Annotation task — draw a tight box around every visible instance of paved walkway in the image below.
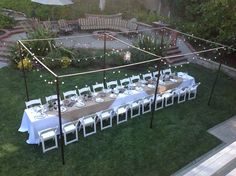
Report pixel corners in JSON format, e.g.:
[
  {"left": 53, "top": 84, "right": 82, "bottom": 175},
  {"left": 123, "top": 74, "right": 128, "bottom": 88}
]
[
  {"left": 0, "top": 61, "right": 8, "bottom": 68},
  {"left": 208, "top": 116, "right": 236, "bottom": 144},
  {"left": 173, "top": 115, "right": 236, "bottom": 176}
]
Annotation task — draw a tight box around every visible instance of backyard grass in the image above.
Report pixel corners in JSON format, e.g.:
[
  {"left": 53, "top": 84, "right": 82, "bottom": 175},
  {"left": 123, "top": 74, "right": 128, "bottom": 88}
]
[{"left": 0, "top": 64, "right": 236, "bottom": 176}]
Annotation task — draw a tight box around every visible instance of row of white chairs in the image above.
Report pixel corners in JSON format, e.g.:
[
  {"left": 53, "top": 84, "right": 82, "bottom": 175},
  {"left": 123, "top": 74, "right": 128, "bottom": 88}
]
[
  {"left": 25, "top": 69, "right": 173, "bottom": 109},
  {"left": 37, "top": 82, "right": 200, "bottom": 153}
]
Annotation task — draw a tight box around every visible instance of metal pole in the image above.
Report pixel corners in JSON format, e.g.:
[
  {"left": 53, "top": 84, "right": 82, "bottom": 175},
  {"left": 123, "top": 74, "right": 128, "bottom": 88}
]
[
  {"left": 103, "top": 31, "right": 107, "bottom": 85},
  {"left": 150, "top": 61, "right": 161, "bottom": 129},
  {"left": 56, "top": 77, "right": 65, "bottom": 165},
  {"left": 207, "top": 58, "right": 223, "bottom": 106},
  {"left": 19, "top": 42, "right": 29, "bottom": 101},
  {"left": 150, "top": 30, "right": 164, "bottom": 129}
]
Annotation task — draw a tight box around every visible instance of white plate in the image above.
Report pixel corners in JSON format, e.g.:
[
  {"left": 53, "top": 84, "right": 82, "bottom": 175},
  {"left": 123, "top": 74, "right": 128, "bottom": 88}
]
[
  {"left": 110, "top": 94, "right": 117, "bottom": 98},
  {"left": 95, "top": 98, "right": 104, "bottom": 103},
  {"left": 75, "top": 102, "right": 85, "bottom": 108}
]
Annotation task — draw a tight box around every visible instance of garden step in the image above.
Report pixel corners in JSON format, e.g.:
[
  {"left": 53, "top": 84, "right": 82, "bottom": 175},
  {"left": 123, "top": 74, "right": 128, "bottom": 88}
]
[
  {"left": 166, "top": 56, "right": 188, "bottom": 65},
  {"left": 166, "top": 49, "right": 181, "bottom": 55},
  {"left": 167, "top": 46, "right": 179, "bottom": 51}
]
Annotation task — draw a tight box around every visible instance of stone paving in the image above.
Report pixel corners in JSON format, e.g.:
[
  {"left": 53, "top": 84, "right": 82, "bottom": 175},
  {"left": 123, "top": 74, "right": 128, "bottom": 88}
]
[{"left": 173, "top": 115, "right": 236, "bottom": 176}]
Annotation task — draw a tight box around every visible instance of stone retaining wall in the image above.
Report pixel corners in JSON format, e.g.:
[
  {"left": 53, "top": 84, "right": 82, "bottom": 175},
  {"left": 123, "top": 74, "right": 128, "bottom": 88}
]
[{"left": 192, "top": 58, "right": 236, "bottom": 80}]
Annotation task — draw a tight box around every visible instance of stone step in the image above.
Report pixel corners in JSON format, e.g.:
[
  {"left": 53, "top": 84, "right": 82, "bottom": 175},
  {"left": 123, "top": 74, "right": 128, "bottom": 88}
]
[
  {"left": 167, "top": 46, "right": 179, "bottom": 51},
  {"left": 166, "top": 49, "right": 181, "bottom": 55},
  {"left": 166, "top": 56, "right": 188, "bottom": 64}
]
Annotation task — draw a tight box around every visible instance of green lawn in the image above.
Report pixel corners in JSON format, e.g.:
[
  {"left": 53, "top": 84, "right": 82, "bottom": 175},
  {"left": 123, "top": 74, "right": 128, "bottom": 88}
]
[{"left": 0, "top": 64, "right": 236, "bottom": 176}]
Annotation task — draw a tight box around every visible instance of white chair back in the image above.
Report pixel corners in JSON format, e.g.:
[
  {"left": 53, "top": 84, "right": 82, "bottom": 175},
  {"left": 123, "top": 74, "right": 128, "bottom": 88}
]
[
  {"left": 45, "top": 95, "right": 58, "bottom": 104},
  {"left": 106, "top": 80, "right": 118, "bottom": 89},
  {"left": 130, "top": 75, "right": 140, "bottom": 83},
  {"left": 120, "top": 78, "right": 131, "bottom": 86},
  {"left": 92, "top": 83, "right": 104, "bottom": 92},
  {"left": 63, "top": 90, "right": 77, "bottom": 99},
  {"left": 142, "top": 73, "right": 152, "bottom": 81},
  {"left": 25, "top": 98, "right": 42, "bottom": 109},
  {"left": 162, "top": 68, "right": 172, "bottom": 75},
  {"left": 153, "top": 71, "right": 162, "bottom": 78},
  {"left": 78, "top": 87, "right": 91, "bottom": 96}
]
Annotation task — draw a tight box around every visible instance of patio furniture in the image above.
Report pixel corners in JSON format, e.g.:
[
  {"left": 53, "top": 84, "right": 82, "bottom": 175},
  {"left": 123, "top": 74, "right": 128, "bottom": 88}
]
[
  {"left": 80, "top": 114, "right": 97, "bottom": 137},
  {"left": 38, "top": 127, "right": 58, "bottom": 153},
  {"left": 116, "top": 105, "right": 129, "bottom": 124},
  {"left": 62, "top": 120, "right": 79, "bottom": 145},
  {"left": 92, "top": 83, "right": 105, "bottom": 92},
  {"left": 155, "top": 94, "right": 164, "bottom": 111},
  {"left": 45, "top": 94, "right": 59, "bottom": 104},
  {"left": 19, "top": 72, "right": 196, "bottom": 144},
  {"left": 188, "top": 82, "right": 201, "bottom": 100},
  {"left": 162, "top": 68, "right": 172, "bottom": 75},
  {"left": 78, "top": 87, "right": 92, "bottom": 96},
  {"left": 130, "top": 75, "right": 141, "bottom": 83},
  {"left": 177, "top": 87, "right": 188, "bottom": 103},
  {"left": 142, "top": 73, "right": 153, "bottom": 82},
  {"left": 98, "top": 109, "right": 113, "bottom": 130},
  {"left": 142, "top": 96, "right": 153, "bottom": 114},
  {"left": 77, "top": 15, "right": 138, "bottom": 35},
  {"left": 43, "top": 21, "right": 60, "bottom": 34},
  {"left": 106, "top": 80, "right": 118, "bottom": 89},
  {"left": 58, "top": 19, "right": 73, "bottom": 34},
  {"left": 130, "top": 99, "right": 142, "bottom": 118},
  {"left": 63, "top": 90, "right": 77, "bottom": 99},
  {"left": 25, "top": 98, "right": 42, "bottom": 109},
  {"left": 120, "top": 78, "right": 131, "bottom": 87}
]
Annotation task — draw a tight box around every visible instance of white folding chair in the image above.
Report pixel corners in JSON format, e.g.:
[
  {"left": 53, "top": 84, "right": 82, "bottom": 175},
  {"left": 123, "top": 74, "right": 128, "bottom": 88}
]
[
  {"left": 154, "top": 94, "right": 164, "bottom": 111},
  {"left": 142, "top": 73, "right": 152, "bottom": 82},
  {"left": 25, "top": 98, "right": 42, "bottom": 109},
  {"left": 81, "top": 114, "right": 97, "bottom": 137},
  {"left": 106, "top": 80, "right": 118, "bottom": 89},
  {"left": 62, "top": 120, "right": 79, "bottom": 145},
  {"left": 38, "top": 127, "right": 58, "bottom": 153},
  {"left": 178, "top": 87, "right": 188, "bottom": 103},
  {"left": 130, "top": 99, "right": 142, "bottom": 118},
  {"left": 120, "top": 78, "right": 131, "bottom": 87},
  {"left": 153, "top": 71, "right": 162, "bottom": 80},
  {"left": 98, "top": 109, "right": 113, "bottom": 130},
  {"left": 78, "top": 87, "right": 91, "bottom": 96},
  {"left": 162, "top": 68, "right": 172, "bottom": 75},
  {"left": 45, "top": 95, "right": 58, "bottom": 104},
  {"left": 116, "top": 105, "right": 128, "bottom": 124},
  {"left": 92, "top": 83, "right": 104, "bottom": 92},
  {"left": 142, "top": 96, "right": 153, "bottom": 114},
  {"left": 130, "top": 75, "right": 141, "bottom": 83},
  {"left": 188, "top": 82, "right": 201, "bottom": 100},
  {"left": 162, "top": 90, "right": 175, "bottom": 107},
  {"left": 63, "top": 90, "right": 77, "bottom": 99}
]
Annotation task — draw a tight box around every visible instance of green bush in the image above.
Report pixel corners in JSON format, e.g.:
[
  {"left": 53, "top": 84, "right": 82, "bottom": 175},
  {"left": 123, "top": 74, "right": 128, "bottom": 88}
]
[{"left": 0, "top": 14, "right": 15, "bottom": 29}]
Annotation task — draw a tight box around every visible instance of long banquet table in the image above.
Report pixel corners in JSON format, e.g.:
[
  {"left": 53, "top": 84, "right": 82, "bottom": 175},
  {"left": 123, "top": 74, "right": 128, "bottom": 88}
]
[{"left": 19, "top": 72, "right": 195, "bottom": 144}]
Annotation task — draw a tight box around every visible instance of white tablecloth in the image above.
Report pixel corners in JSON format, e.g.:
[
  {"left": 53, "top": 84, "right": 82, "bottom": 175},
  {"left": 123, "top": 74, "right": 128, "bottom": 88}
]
[{"left": 19, "top": 73, "right": 195, "bottom": 144}]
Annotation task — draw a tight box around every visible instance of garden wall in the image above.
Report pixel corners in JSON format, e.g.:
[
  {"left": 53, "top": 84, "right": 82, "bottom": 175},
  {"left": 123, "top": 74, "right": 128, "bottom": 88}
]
[{"left": 191, "top": 59, "right": 236, "bottom": 80}]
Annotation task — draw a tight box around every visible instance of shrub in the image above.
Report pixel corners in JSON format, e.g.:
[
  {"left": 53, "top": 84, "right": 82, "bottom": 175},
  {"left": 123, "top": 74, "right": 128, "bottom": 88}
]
[
  {"left": 17, "top": 58, "right": 32, "bottom": 70},
  {"left": 60, "top": 56, "right": 71, "bottom": 68},
  {"left": 0, "top": 14, "right": 16, "bottom": 29}
]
